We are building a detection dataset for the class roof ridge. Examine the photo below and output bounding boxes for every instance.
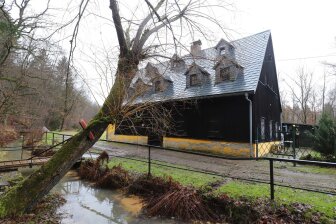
[178,30,271,60]
[231,30,271,43]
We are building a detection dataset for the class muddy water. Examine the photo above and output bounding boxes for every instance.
[0,142,178,223]
[54,171,177,224]
[0,139,31,161]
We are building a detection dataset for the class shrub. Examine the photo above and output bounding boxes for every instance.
[313,113,336,157]
[0,125,18,146]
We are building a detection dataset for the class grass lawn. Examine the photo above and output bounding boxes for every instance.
[290,165,336,175]
[215,181,336,218]
[274,162,336,175]
[43,130,107,145]
[107,157,221,188]
[107,157,336,219]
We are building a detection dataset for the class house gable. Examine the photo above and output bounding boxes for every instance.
[253,34,281,141]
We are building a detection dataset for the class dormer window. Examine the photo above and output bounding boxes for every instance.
[220,67,230,81]
[214,55,244,84]
[133,78,150,96]
[219,46,226,55]
[170,54,186,72]
[154,80,161,92]
[184,62,209,88]
[215,39,236,59]
[190,74,199,86]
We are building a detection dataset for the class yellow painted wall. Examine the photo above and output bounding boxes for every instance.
[106,124,279,157]
[106,124,148,145]
[163,137,251,157]
[253,141,281,157]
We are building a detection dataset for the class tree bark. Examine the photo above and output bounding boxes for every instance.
[0,62,137,217]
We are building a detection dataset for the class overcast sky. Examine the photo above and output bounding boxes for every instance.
[34,0,336,104]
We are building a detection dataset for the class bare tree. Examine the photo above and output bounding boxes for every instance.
[286,67,314,124]
[0,0,51,123]
[0,0,230,217]
[0,0,50,66]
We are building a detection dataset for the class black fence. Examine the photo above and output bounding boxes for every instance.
[255,125,326,162]
[46,132,336,201]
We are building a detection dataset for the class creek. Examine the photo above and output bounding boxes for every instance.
[0,142,177,224]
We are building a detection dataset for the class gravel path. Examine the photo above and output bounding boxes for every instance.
[91,141,336,193]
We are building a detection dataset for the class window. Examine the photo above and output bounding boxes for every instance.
[154,80,161,92]
[260,117,265,140]
[219,46,226,55]
[220,67,230,81]
[269,120,273,140]
[190,74,199,86]
[275,122,278,139]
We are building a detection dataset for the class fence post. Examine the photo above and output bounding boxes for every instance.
[45,132,48,144]
[269,159,275,200]
[22,134,25,149]
[52,133,55,146]
[292,126,296,167]
[21,135,24,160]
[62,134,65,145]
[148,146,151,177]
[255,140,259,160]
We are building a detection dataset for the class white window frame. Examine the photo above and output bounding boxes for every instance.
[260,117,265,140]
[190,73,198,86]
[269,120,273,140]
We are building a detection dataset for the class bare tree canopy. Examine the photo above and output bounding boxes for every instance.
[0,0,231,217]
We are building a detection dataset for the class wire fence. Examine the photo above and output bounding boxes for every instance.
[1,131,335,200]
[255,125,331,162]
[44,132,336,200]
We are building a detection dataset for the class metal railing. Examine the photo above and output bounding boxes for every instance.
[47,132,336,200]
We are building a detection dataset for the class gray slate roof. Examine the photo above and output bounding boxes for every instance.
[131,30,271,103]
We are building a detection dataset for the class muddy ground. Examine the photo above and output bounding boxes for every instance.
[92,141,336,193]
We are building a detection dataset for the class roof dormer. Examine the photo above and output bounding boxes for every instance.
[145,62,161,79]
[132,77,151,96]
[184,62,209,88]
[144,62,173,93]
[170,54,186,72]
[152,76,172,93]
[213,56,243,83]
[215,39,235,60]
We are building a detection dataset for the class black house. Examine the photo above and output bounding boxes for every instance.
[107,30,282,157]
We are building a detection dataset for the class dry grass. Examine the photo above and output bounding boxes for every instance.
[144,187,216,221]
[95,164,132,189]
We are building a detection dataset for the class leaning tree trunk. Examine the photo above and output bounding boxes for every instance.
[0,61,137,217]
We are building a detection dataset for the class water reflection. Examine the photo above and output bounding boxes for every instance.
[54,172,178,224]
[0,140,31,161]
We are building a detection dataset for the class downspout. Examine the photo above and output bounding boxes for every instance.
[245,93,253,157]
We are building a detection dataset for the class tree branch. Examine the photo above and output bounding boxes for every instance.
[109,0,128,57]
[132,0,165,54]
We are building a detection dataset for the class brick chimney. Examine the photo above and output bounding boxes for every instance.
[190,40,202,57]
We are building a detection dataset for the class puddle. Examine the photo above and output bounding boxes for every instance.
[0,142,180,223]
[113,193,143,215]
[0,140,31,161]
[53,171,178,224]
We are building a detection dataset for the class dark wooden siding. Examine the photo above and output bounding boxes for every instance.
[168,96,249,142]
[253,35,281,142]
[116,95,250,143]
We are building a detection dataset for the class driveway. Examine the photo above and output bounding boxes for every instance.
[91,141,336,193]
